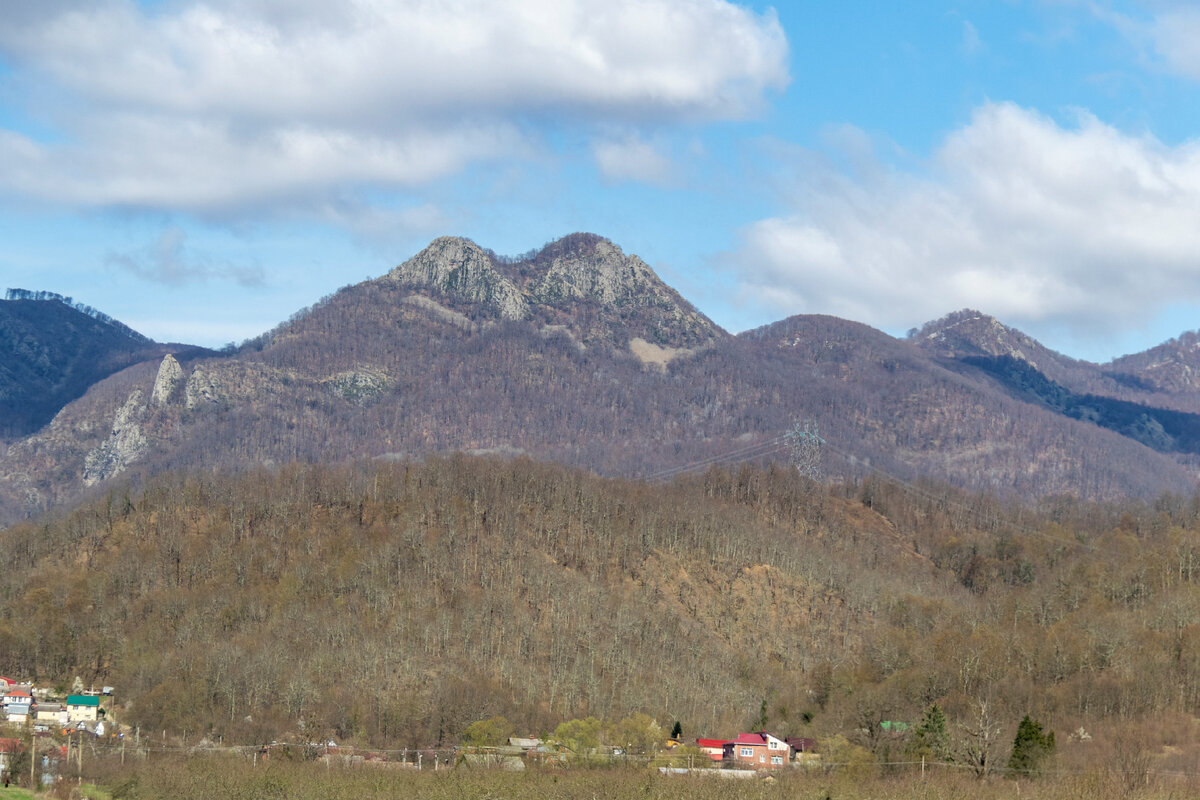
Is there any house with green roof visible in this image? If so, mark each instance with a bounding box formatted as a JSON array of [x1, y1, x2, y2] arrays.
[[66, 694, 100, 723]]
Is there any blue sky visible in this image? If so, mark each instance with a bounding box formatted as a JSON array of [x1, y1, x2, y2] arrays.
[[2, 1, 1200, 362]]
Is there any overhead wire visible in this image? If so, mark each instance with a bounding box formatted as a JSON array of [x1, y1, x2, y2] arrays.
[[643, 427, 1102, 552], [641, 435, 789, 482]]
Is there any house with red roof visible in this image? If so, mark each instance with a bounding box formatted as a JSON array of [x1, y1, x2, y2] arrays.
[[722, 732, 790, 769], [696, 738, 727, 762], [1, 690, 31, 709]]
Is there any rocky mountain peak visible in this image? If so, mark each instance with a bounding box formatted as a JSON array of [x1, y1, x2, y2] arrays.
[[380, 233, 723, 352], [522, 234, 722, 350], [529, 236, 664, 306], [383, 236, 528, 320]]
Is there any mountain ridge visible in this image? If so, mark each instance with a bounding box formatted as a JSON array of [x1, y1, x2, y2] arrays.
[[3, 233, 1200, 524], [0, 292, 215, 441]]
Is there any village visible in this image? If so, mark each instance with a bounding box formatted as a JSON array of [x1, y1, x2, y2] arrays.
[[0, 676, 120, 784], [479, 729, 823, 773], [0, 673, 829, 779], [0, 677, 112, 733]]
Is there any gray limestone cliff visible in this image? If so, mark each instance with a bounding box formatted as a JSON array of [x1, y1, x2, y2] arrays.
[[150, 354, 183, 406], [185, 366, 224, 409], [531, 238, 664, 306], [528, 235, 719, 350], [384, 233, 722, 352], [83, 389, 148, 485], [384, 236, 528, 320]]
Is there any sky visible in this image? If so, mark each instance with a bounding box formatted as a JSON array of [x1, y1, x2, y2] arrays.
[[3, 1, 1200, 362]]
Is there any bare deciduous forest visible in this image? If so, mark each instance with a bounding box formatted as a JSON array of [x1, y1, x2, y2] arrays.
[[11, 235, 1200, 528], [4, 455, 1200, 785]]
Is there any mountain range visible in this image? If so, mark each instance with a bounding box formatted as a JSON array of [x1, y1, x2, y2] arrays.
[[3, 233, 1200, 525]]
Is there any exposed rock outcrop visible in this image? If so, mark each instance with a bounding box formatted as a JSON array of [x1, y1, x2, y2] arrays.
[[82, 390, 148, 485], [384, 233, 722, 352], [324, 367, 391, 405], [385, 236, 528, 320], [531, 238, 661, 306], [185, 366, 224, 409], [150, 354, 183, 406], [401, 295, 477, 331]]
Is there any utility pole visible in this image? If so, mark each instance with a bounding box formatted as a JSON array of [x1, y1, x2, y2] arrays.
[[29, 728, 36, 787]]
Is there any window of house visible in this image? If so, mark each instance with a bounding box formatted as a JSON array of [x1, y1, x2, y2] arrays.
[[740, 747, 753, 758], [771, 756, 783, 765]]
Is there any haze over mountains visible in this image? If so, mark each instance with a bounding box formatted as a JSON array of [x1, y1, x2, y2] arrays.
[[2, 233, 1199, 525]]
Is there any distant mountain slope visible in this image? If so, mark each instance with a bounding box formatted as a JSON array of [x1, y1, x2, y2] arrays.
[[733, 315, 1195, 499], [1, 236, 1198, 525], [912, 309, 1200, 414], [0, 290, 173, 439], [1108, 331, 1200, 405], [960, 354, 1200, 455], [911, 310, 1200, 451], [912, 310, 1142, 396]]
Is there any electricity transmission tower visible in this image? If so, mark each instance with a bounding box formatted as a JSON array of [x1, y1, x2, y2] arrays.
[[785, 420, 823, 480]]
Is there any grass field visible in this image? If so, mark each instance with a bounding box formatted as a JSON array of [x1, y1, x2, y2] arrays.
[[37, 756, 1200, 800]]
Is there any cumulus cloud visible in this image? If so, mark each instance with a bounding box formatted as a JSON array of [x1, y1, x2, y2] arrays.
[[107, 228, 265, 286], [0, 0, 787, 213], [731, 102, 1200, 339]]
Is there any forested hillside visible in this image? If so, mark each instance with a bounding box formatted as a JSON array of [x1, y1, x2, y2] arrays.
[[5, 236, 1198, 527], [913, 309, 1200, 418], [4, 457, 1200, 773], [0, 293, 161, 439], [0, 291, 216, 441]]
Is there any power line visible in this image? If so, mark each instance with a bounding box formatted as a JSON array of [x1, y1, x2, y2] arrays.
[[815, 436, 1100, 553], [642, 435, 789, 482], [644, 427, 1097, 552]]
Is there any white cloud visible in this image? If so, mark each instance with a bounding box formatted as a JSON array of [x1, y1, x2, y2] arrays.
[[106, 227, 264, 286], [1121, 4, 1200, 81], [961, 20, 983, 57], [592, 133, 675, 185], [730, 102, 1200, 340], [0, 0, 787, 214], [1092, 2, 1200, 84]]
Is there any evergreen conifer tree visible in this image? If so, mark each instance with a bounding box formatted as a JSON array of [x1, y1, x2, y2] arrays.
[[910, 704, 951, 762], [1007, 715, 1055, 775]]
